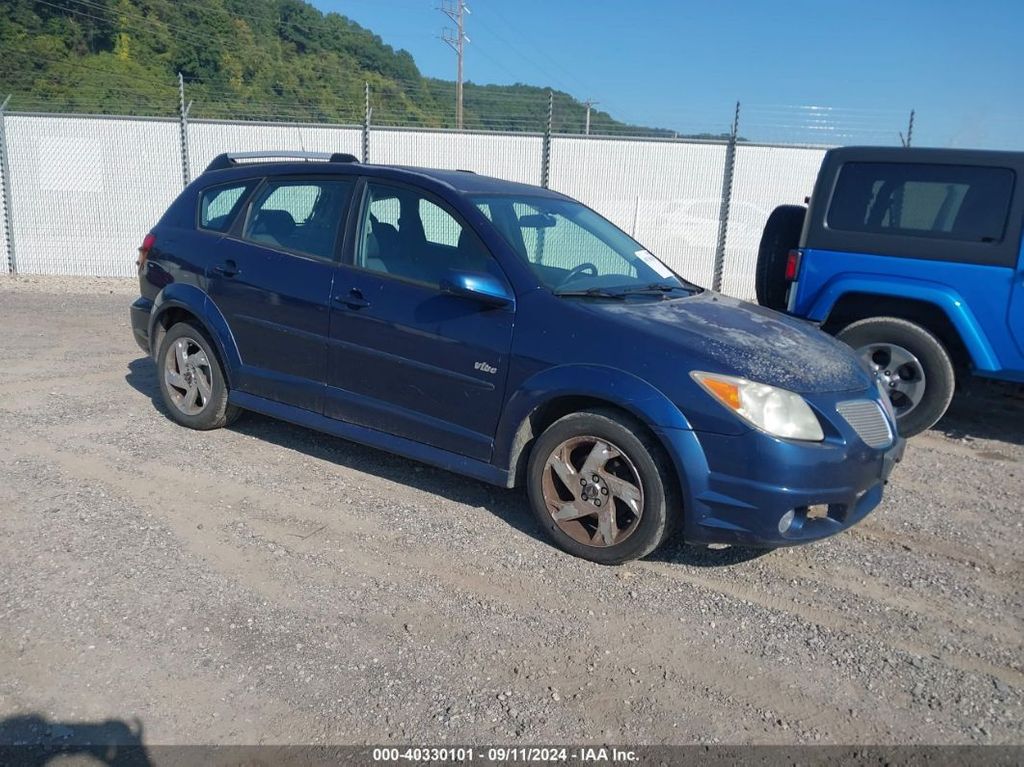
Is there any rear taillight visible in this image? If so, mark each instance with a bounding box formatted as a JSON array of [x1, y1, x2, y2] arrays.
[[784, 249, 802, 282], [137, 233, 156, 272]]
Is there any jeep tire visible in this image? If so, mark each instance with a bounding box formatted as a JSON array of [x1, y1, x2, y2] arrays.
[[755, 205, 806, 310], [837, 316, 955, 438]]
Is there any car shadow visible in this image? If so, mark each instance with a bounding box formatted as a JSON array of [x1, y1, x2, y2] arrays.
[[0, 714, 151, 766], [124, 357, 545, 546], [934, 384, 1024, 447], [125, 357, 169, 416], [651, 538, 772, 567]]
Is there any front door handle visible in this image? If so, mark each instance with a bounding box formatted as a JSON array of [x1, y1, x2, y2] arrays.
[[336, 288, 370, 310], [212, 260, 239, 277]]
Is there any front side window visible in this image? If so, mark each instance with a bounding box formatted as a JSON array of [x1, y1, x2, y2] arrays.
[[199, 182, 253, 232], [472, 194, 688, 294], [356, 182, 502, 286], [243, 179, 354, 259], [827, 162, 1015, 243]]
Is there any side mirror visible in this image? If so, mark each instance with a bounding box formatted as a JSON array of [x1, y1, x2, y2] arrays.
[[439, 271, 513, 307]]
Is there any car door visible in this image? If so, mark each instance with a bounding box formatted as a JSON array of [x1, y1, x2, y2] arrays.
[[325, 179, 515, 461], [205, 175, 355, 412]]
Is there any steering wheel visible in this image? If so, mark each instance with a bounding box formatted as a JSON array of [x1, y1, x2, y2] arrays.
[[557, 262, 598, 288]]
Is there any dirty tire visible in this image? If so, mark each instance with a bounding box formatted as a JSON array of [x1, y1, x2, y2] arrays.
[[526, 409, 678, 565], [837, 316, 955, 438], [755, 204, 806, 310], [157, 321, 241, 430]]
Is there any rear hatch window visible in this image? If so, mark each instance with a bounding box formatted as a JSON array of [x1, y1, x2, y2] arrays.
[[827, 162, 1015, 244]]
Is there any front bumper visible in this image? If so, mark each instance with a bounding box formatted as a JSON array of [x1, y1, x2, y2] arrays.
[[130, 296, 153, 354], [656, 419, 905, 548]]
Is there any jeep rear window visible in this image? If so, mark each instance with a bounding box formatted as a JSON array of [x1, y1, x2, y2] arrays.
[[827, 162, 1015, 244]]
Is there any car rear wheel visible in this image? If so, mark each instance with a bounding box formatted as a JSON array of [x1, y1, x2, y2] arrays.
[[755, 204, 806, 310], [526, 409, 678, 565], [157, 321, 241, 430], [837, 316, 955, 438]]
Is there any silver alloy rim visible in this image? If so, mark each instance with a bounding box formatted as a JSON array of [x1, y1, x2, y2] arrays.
[[541, 436, 644, 548], [857, 342, 927, 417], [164, 336, 213, 416]]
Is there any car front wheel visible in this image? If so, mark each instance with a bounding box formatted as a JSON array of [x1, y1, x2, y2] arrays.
[[526, 409, 679, 565]]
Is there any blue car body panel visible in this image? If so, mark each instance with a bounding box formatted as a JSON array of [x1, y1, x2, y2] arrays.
[[131, 156, 905, 549]]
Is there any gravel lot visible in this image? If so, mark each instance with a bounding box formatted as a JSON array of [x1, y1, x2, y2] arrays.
[[0, 275, 1021, 747]]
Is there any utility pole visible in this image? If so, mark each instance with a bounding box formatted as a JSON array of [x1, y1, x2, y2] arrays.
[[440, 0, 469, 130], [583, 99, 598, 136]]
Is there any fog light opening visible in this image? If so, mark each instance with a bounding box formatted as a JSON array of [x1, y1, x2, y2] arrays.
[[806, 504, 829, 520]]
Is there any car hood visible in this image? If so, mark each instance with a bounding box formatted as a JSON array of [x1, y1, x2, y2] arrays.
[[578, 290, 872, 394]]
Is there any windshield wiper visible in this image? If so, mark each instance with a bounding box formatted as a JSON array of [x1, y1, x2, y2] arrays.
[[619, 282, 700, 295], [553, 287, 627, 299]]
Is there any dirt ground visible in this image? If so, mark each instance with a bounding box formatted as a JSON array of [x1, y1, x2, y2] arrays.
[[0, 275, 1021, 747]]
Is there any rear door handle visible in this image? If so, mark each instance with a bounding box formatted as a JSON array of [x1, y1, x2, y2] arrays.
[[212, 260, 239, 277], [336, 288, 370, 310]]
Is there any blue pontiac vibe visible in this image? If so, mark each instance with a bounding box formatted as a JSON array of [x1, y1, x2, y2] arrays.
[[130, 151, 904, 564]]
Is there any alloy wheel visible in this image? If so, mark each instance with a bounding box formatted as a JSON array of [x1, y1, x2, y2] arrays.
[[857, 342, 927, 416], [164, 336, 214, 416], [541, 436, 644, 548]]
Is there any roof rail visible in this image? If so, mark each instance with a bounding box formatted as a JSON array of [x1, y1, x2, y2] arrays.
[[204, 150, 360, 173]]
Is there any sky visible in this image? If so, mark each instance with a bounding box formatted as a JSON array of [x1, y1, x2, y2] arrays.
[[316, 0, 1024, 149]]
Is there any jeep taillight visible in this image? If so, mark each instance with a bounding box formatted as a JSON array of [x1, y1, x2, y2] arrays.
[[784, 249, 802, 282], [137, 233, 156, 272]]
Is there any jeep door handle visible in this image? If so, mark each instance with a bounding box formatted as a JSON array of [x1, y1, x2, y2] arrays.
[[212, 260, 239, 277], [336, 289, 370, 309]]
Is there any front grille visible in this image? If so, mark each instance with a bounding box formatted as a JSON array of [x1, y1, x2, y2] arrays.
[[836, 400, 893, 448]]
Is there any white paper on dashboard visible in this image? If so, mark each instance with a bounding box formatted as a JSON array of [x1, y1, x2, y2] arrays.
[[635, 250, 674, 279]]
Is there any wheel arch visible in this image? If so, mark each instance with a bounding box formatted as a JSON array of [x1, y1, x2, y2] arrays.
[[149, 284, 241, 386], [814, 285, 998, 372], [495, 367, 692, 503]]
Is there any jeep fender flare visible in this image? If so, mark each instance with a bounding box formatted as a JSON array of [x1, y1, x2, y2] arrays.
[[148, 283, 242, 385], [808, 275, 1000, 372]]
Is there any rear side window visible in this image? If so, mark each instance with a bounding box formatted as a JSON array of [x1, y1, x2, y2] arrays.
[[242, 179, 354, 260], [827, 162, 1015, 243], [199, 182, 253, 232]]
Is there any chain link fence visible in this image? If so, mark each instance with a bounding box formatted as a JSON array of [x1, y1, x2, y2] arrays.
[[0, 98, 881, 297]]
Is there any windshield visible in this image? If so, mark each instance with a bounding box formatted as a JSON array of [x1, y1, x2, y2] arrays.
[[472, 194, 694, 295]]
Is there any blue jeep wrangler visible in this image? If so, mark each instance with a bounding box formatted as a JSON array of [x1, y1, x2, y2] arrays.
[[756, 147, 1024, 437]]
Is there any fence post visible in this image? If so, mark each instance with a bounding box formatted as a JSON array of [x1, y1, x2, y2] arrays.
[[177, 73, 192, 187], [0, 95, 16, 275], [540, 91, 553, 188], [711, 101, 740, 293], [362, 82, 371, 164]]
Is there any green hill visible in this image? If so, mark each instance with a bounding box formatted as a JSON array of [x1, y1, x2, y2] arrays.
[[0, 0, 686, 136]]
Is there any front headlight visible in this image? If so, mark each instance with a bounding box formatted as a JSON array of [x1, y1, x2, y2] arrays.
[[691, 371, 825, 441]]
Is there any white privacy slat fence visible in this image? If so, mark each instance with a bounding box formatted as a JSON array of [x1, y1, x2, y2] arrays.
[[549, 137, 729, 288], [0, 113, 829, 296], [3, 115, 182, 276]]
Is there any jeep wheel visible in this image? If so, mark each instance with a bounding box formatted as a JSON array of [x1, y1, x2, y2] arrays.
[[526, 409, 679, 565], [157, 321, 241, 430], [755, 204, 806, 310], [837, 317, 955, 438]]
